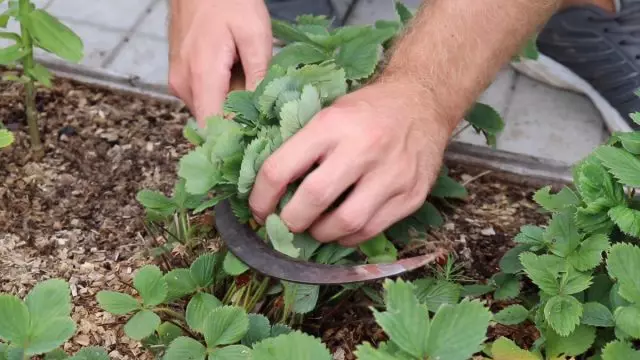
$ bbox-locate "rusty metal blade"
[214,200,445,285]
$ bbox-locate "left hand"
[248,80,455,247]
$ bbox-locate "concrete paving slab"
[47,0,155,31]
[106,35,169,85]
[499,74,608,165]
[137,0,168,39]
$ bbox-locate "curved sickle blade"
[214,200,446,285]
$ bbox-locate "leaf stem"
[154,307,186,322]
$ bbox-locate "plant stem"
[18,0,43,159]
[154,307,186,322]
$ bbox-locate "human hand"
[248,81,456,247]
[168,0,273,126]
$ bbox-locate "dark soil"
[1,75,550,359]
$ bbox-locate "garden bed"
[0,75,558,359]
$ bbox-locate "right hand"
[168,0,273,126]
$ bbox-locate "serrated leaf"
[164,269,197,300]
[252,331,331,360]
[270,42,329,69]
[133,265,167,307]
[163,336,206,360]
[25,278,72,322]
[124,310,160,341]
[413,201,443,228]
[520,252,561,295]
[490,337,539,360]
[25,10,83,62]
[68,347,110,360]
[224,90,259,125]
[241,314,271,347]
[270,324,292,337]
[279,85,321,141]
[461,284,494,297]
[186,292,223,333]
[594,145,640,187]
[499,244,531,274]
[271,19,313,44]
[283,282,319,314]
[430,174,468,199]
[612,131,640,154]
[209,345,252,360]
[288,63,347,102]
[335,36,380,80]
[156,322,183,346]
[178,150,220,194]
[614,306,640,338]
[494,304,529,325]
[360,233,398,264]
[560,266,592,295]
[237,137,268,197]
[533,186,581,212]
[567,233,610,271]
[493,273,521,300]
[372,279,429,358]
[601,340,640,360]
[223,252,249,276]
[0,44,26,65]
[203,306,249,347]
[545,324,596,358]
[45,349,69,360]
[609,206,640,237]
[607,243,640,303]
[25,317,76,355]
[291,232,321,261]
[0,129,14,148]
[425,299,492,360]
[314,243,356,264]
[190,253,219,288]
[544,295,583,336]
[136,189,176,215]
[96,291,139,315]
[413,279,461,312]
[581,302,614,327]
[266,214,299,258]
[545,210,581,257]
[0,295,29,344]
[514,225,546,246]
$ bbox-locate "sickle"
[214,200,447,285]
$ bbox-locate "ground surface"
[0,0,609,165]
[0,78,549,358]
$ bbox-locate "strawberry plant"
[0,0,83,158]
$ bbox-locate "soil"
[0,75,550,359]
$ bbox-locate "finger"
[168,67,195,114]
[309,170,403,242]
[337,189,426,247]
[190,31,236,125]
[249,126,334,223]
[279,145,371,233]
[232,17,272,90]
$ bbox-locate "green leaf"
[68,347,110,360]
[360,233,398,264]
[490,337,539,360]
[545,210,581,257]
[581,302,614,327]
[567,233,610,271]
[413,202,444,228]
[413,279,461,312]
[519,252,561,295]
[209,345,252,360]
[426,299,492,360]
[514,225,546,247]
[241,314,271,347]
[202,306,249,347]
[164,336,206,360]
[124,309,160,340]
[96,291,139,315]
[601,341,640,360]
[314,243,356,264]
[25,10,83,62]
[465,102,505,135]
[354,342,408,360]
[25,278,71,322]
[533,186,581,212]
[335,36,380,80]
[193,194,229,214]
[133,265,168,307]
[271,42,328,69]
[544,295,583,336]
[594,145,640,187]
[283,282,319,314]
[26,63,53,87]
[545,324,596,358]
[237,138,267,197]
[372,279,429,358]
[252,330,331,360]
[186,292,223,333]
[296,14,331,26]
[607,243,640,303]
[461,284,494,297]
[288,63,347,102]
[0,129,14,148]
[279,85,321,141]
[0,44,26,65]
[271,19,313,44]
[45,349,69,360]
[430,174,468,199]
[266,214,299,258]
[291,232,321,261]
[224,90,259,125]
[560,266,592,295]
[136,189,176,215]
[164,269,198,300]
[190,253,219,288]
[223,252,249,276]
[499,244,530,274]
[26,317,76,355]
[609,205,640,237]
[614,306,640,338]
[493,273,521,300]
[612,131,640,154]
[493,305,529,325]
[394,0,414,24]
[178,150,220,194]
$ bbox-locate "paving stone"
[47,0,155,31]
[137,0,168,39]
[106,35,169,85]
[499,74,607,165]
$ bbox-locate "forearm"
[377,0,562,132]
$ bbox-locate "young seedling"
[0,0,83,158]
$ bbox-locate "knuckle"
[260,158,286,188]
[300,180,331,208]
[335,212,367,234]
